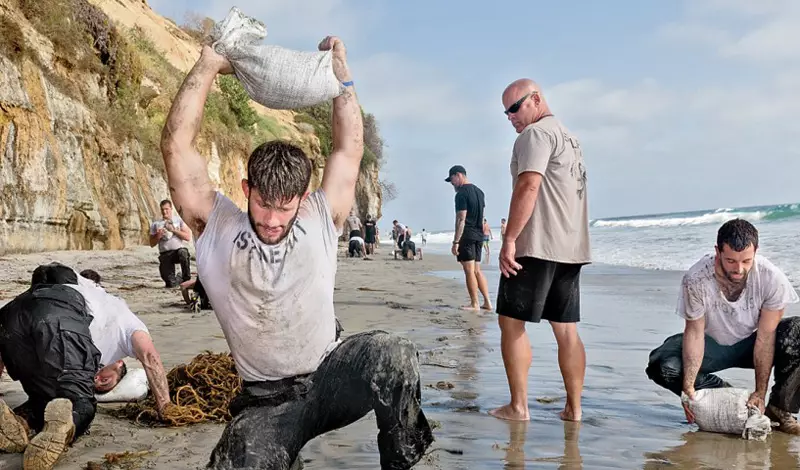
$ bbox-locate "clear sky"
[149,0,800,232]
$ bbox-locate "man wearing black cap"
[445,165,492,311]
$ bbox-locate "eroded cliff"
[0,0,383,254]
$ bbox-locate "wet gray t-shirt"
[195,191,340,381]
[510,116,591,264]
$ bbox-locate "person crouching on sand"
[646,219,800,434]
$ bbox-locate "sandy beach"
[0,246,798,469]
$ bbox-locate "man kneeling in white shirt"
[646,219,800,433]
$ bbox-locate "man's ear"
[241,179,250,199]
[301,191,310,202]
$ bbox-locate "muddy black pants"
[158,247,191,287]
[646,316,800,413]
[15,397,96,441]
[207,331,434,470]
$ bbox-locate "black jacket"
[0,284,101,403]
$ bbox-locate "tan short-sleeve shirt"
[510,116,591,264]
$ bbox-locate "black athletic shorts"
[496,257,583,323]
[457,240,483,263]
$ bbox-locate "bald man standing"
[492,79,591,422]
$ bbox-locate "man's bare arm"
[148,231,161,247]
[682,317,705,393]
[173,222,193,242]
[319,37,364,229]
[161,46,231,238]
[503,171,543,242]
[754,309,783,398]
[453,211,467,243]
[131,331,170,414]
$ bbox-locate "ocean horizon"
[388,201,800,288]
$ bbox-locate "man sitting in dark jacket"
[0,264,124,470]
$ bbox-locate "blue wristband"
[342,80,354,87]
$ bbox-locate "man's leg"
[473,258,492,311]
[208,331,433,470]
[645,333,749,395]
[459,260,481,310]
[551,323,585,421]
[177,247,192,283]
[158,251,178,287]
[767,316,800,434]
[490,315,532,421]
[540,262,585,421]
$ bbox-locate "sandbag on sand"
[210,6,345,110]
[682,388,772,441]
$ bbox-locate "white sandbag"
[96,368,149,403]
[742,407,772,442]
[683,388,750,434]
[683,388,772,440]
[210,7,344,110]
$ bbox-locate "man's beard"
[247,202,300,245]
[723,267,749,284]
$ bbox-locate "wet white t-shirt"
[195,191,340,382]
[66,284,149,365]
[677,254,799,345]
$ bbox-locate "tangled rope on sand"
[113,351,241,427]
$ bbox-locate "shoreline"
[0,247,797,468]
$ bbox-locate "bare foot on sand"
[481,302,493,311]
[560,403,581,422]
[461,304,480,311]
[489,404,530,421]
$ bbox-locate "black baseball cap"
[445,165,466,182]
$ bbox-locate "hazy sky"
[149,0,800,232]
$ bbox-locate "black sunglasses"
[504,92,534,115]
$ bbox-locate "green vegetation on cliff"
[4,0,387,180]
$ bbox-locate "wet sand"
[0,246,798,469]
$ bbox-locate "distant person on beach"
[482,218,493,263]
[345,208,362,237]
[392,219,408,249]
[0,263,172,469]
[445,165,492,311]
[79,269,102,287]
[399,229,423,261]
[149,199,192,288]
[160,39,432,468]
[421,228,428,247]
[646,219,800,434]
[363,215,377,254]
[348,231,366,258]
[500,218,507,238]
[494,79,591,422]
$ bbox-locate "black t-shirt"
[455,184,485,243]
[364,221,376,238]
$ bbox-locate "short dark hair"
[247,141,312,204]
[80,269,101,284]
[392,220,398,224]
[160,199,172,208]
[717,218,759,252]
[31,262,77,287]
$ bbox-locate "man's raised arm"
[160,46,232,237]
[319,36,365,229]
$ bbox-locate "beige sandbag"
[682,388,772,440]
[210,7,344,110]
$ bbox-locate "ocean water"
[393,202,800,288]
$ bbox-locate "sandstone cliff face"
[0,0,382,254]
